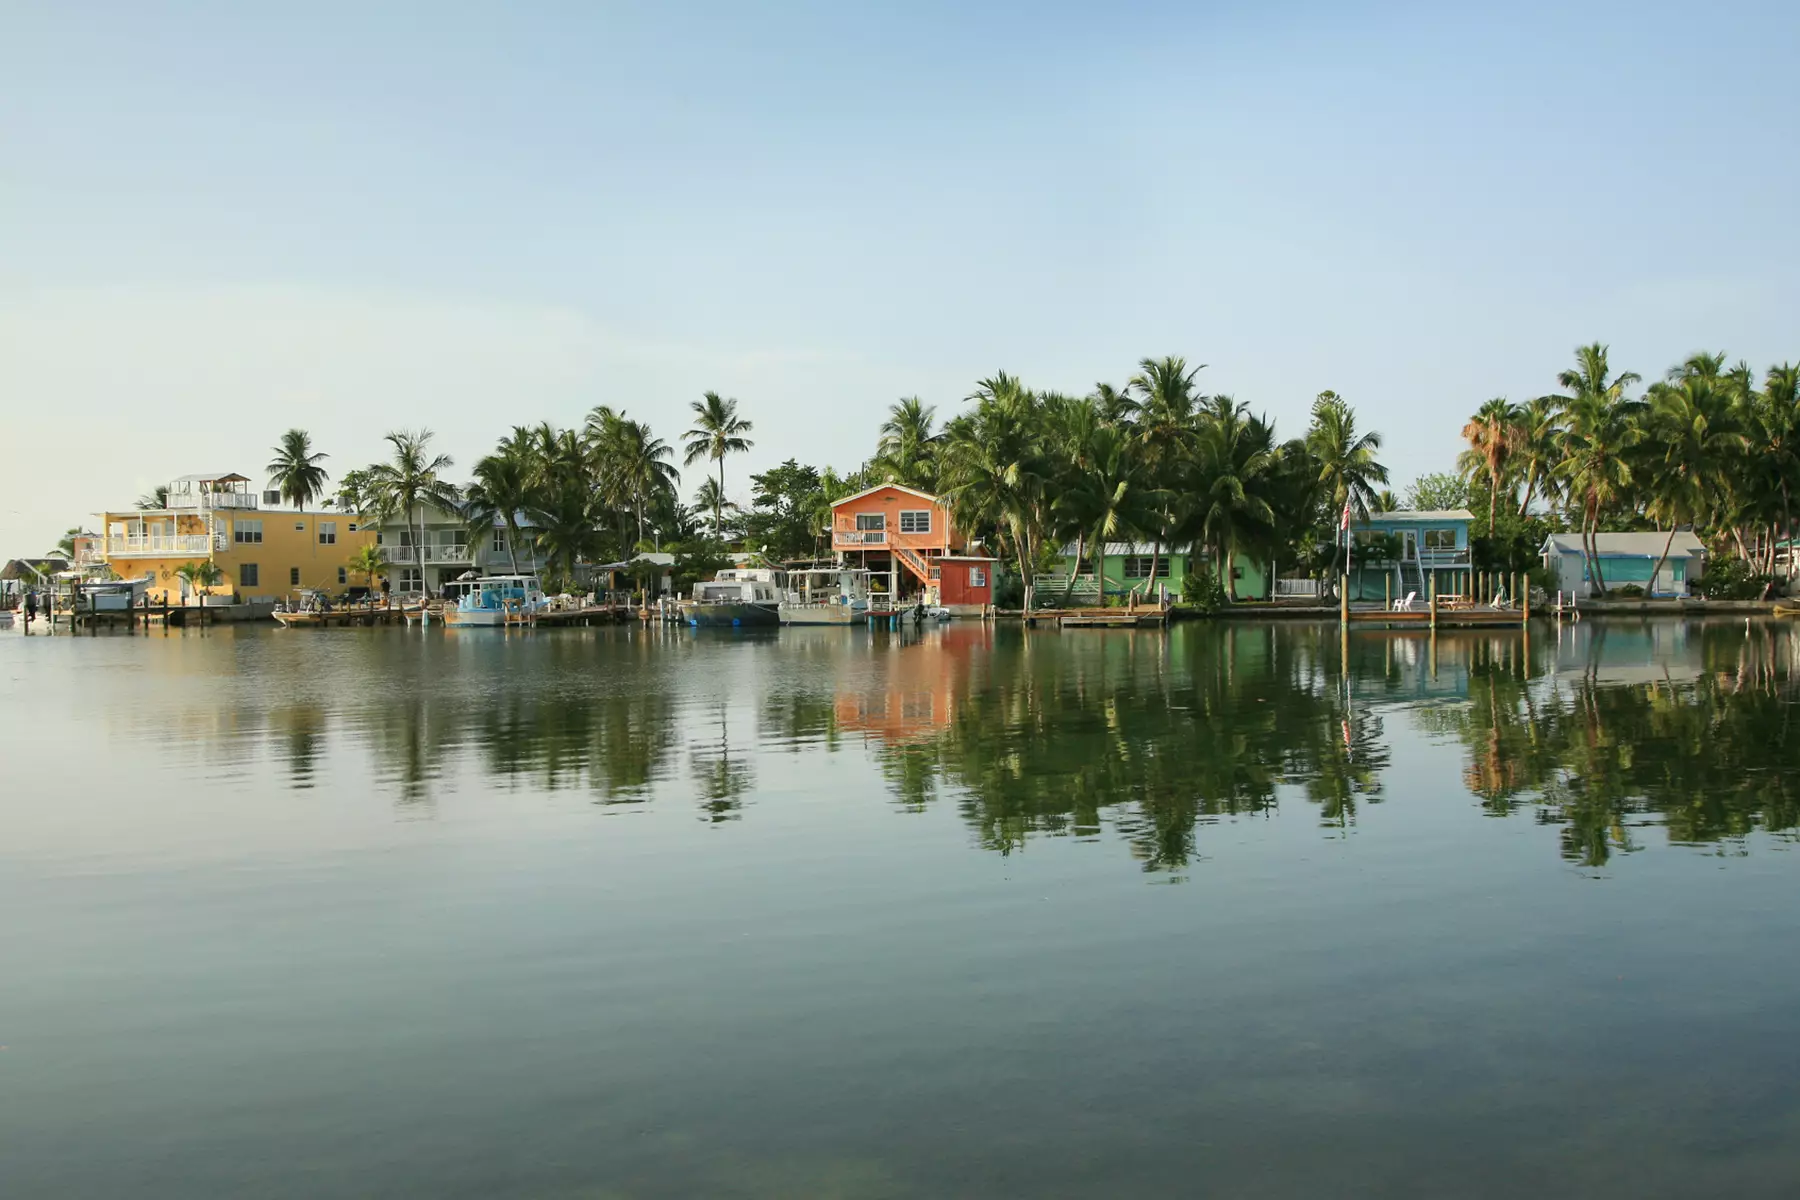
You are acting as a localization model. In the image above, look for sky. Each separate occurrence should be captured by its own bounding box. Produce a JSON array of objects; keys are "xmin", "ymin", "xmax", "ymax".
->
[{"xmin": 3, "ymin": 0, "xmax": 1798, "ymax": 553}]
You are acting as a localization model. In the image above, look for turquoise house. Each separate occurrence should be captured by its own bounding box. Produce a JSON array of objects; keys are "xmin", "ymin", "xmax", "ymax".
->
[
  {"xmin": 1345, "ymin": 509, "xmax": 1475, "ymax": 603},
  {"xmin": 1047, "ymin": 543, "xmax": 1270, "ymax": 602},
  {"xmin": 1541, "ymin": 532, "xmax": 1704, "ymax": 598}
]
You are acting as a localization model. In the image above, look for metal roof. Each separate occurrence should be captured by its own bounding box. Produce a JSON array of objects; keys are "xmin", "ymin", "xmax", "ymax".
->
[
  {"xmin": 829, "ymin": 483, "xmax": 944, "ymax": 508},
  {"xmin": 170, "ymin": 472, "xmax": 250, "ymax": 483},
  {"xmin": 1543, "ymin": 533, "xmax": 1706, "ymax": 558},
  {"xmin": 1358, "ymin": 509, "xmax": 1476, "ymax": 523}
]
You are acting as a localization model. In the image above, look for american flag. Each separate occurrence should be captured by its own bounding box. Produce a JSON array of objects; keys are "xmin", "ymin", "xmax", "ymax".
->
[{"xmin": 1340, "ymin": 501, "xmax": 1351, "ymax": 532}]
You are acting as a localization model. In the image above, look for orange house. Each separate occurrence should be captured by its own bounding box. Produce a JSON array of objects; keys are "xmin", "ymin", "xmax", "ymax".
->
[{"xmin": 829, "ymin": 484, "xmax": 996, "ymax": 614}]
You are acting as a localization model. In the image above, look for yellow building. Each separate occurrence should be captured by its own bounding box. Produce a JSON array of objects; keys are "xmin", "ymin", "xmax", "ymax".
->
[{"xmin": 88, "ymin": 472, "xmax": 377, "ymax": 604}]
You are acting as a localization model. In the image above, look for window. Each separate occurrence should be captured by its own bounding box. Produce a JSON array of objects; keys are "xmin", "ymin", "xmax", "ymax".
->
[
  {"xmin": 290, "ymin": 567, "xmax": 301, "ymax": 586},
  {"xmin": 240, "ymin": 563, "xmax": 259, "ymax": 587},
  {"xmin": 856, "ymin": 513, "xmax": 885, "ymax": 531},
  {"xmin": 898, "ymin": 510, "xmax": 931, "ymax": 534},
  {"xmin": 295, "ymin": 522, "xmax": 306, "ymax": 531},
  {"xmin": 970, "ymin": 567, "xmax": 988, "ymax": 588},
  {"xmin": 1423, "ymin": 528, "xmax": 1458, "ymax": 552},
  {"xmin": 493, "ymin": 532, "xmax": 507, "ymax": 553},
  {"xmin": 400, "ymin": 567, "xmax": 422, "ymax": 591},
  {"xmin": 347, "ymin": 523, "xmax": 357, "ymax": 532},
  {"xmin": 318, "ymin": 521, "xmax": 337, "ymax": 546},
  {"xmin": 1120, "ymin": 556, "xmax": 1172, "ymax": 579},
  {"xmin": 375, "ymin": 532, "xmax": 384, "ymax": 545},
  {"xmin": 233, "ymin": 519, "xmax": 263, "ymax": 544},
  {"xmin": 338, "ymin": 567, "xmax": 347, "ymax": 585}
]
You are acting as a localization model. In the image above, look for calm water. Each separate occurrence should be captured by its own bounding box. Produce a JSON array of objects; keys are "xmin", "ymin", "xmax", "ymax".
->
[{"xmin": 3, "ymin": 618, "xmax": 1798, "ymax": 1198}]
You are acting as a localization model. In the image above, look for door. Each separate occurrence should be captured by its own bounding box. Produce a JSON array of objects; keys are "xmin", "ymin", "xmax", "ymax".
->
[{"xmin": 1402, "ymin": 531, "xmax": 1418, "ymax": 561}]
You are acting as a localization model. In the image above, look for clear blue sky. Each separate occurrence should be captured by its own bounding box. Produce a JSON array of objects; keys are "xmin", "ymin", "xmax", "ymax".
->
[{"xmin": 4, "ymin": 1, "xmax": 1797, "ymax": 552}]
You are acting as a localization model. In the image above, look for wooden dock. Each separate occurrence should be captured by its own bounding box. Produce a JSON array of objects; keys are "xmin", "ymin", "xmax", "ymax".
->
[{"xmin": 1055, "ymin": 607, "xmax": 1170, "ymax": 629}]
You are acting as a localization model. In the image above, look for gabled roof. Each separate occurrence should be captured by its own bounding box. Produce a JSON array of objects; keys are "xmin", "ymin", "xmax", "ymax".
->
[
  {"xmin": 1356, "ymin": 509, "xmax": 1475, "ymax": 523},
  {"xmin": 829, "ymin": 483, "xmax": 944, "ymax": 508},
  {"xmin": 1543, "ymin": 532, "xmax": 1706, "ymax": 558},
  {"xmin": 171, "ymin": 472, "xmax": 250, "ymax": 484}
]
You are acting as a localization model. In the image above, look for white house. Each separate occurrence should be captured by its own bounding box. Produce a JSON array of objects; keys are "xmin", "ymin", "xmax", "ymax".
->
[{"xmin": 1541, "ymin": 532, "xmax": 1705, "ymax": 598}]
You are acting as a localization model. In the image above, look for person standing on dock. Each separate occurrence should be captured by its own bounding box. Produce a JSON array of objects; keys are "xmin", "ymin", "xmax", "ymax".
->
[{"xmin": 23, "ymin": 589, "xmax": 36, "ymax": 630}]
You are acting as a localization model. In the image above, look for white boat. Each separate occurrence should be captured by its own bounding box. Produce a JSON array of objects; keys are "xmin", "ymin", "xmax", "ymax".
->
[
  {"xmin": 679, "ymin": 568, "xmax": 784, "ymax": 628},
  {"xmin": 441, "ymin": 574, "xmax": 549, "ymax": 627},
  {"xmin": 780, "ymin": 566, "xmax": 875, "ymax": 625}
]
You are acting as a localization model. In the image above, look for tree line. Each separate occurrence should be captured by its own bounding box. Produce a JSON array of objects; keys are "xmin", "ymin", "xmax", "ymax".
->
[{"xmin": 159, "ymin": 340, "xmax": 1796, "ymax": 602}]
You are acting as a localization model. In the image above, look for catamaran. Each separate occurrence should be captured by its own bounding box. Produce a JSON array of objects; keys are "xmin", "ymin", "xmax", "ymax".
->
[
  {"xmin": 442, "ymin": 574, "xmax": 549, "ymax": 627},
  {"xmin": 679, "ymin": 568, "xmax": 784, "ymax": 628}
]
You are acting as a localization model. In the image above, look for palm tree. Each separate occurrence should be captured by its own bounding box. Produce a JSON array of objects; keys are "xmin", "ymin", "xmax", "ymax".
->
[
  {"xmin": 1305, "ymin": 391, "xmax": 1389, "ymax": 526},
  {"xmin": 682, "ymin": 392, "xmax": 754, "ymax": 535},
  {"xmin": 174, "ymin": 559, "xmax": 223, "ymax": 613},
  {"xmin": 266, "ymin": 429, "xmax": 330, "ymax": 512},
  {"xmin": 1188, "ymin": 396, "xmax": 1278, "ymax": 601},
  {"xmin": 940, "ymin": 372, "xmax": 1049, "ymax": 611},
  {"xmin": 1643, "ymin": 375, "xmax": 1747, "ymax": 587},
  {"xmin": 365, "ymin": 430, "xmax": 459, "ymax": 595},
  {"xmin": 463, "ymin": 449, "xmax": 534, "ymax": 574},
  {"xmin": 1052, "ymin": 420, "xmax": 1152, "ymax": 603},
  {"xmin": 1511, "ymin": 396, "xmax": 1563, "ymax": 516},
  {"xmin": 51, "ymin": 527, "xmax": 87, "ymax": 561},
  {"xmin": 348, "ymin": 544, "xmax": 388, "ymax": 594},
  {"xmin": 135, "ymin": 486, "xmax": 169, "ymax": 510},
  {"xmin": 874, "ymin": 397, "xmax": 939, "ymax": 489},
  {"xmin": 1126, "ymin": 356, "xmax": 1207, "ymax": 582},
  {"xmin": 1374, "ymin": 489, "xmax": 1403, "ymax": 512},
  {"xmin": 595, "ymin": 412, "xmax": 679, "ymax": 549},
  {"xmin": 1457, "ymin": 397, "xmax": 1519, "ymax": 535},
  {"xmin": 1554, "ymin": 344, "xmax": 1642, "ymax": 594},
  {"xmin": 1757, "ymin": 364, "xmax": 1800, "ymax": 578},
  {"xmin": 691, "ymin": 477, "xmax": 738, "ymax": 540}
]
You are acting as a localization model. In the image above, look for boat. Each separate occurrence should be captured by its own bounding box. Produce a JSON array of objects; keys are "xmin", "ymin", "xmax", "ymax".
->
[
  {"xmin": 0, "ymin": 611, "xmax": 13, "ymax": 629},
  {"xmin": 273, "ymin": 588, "xmax": 392, "ymax": 628},
  {"xmin": 780, "ymin": 566, "xmax": 875, "ymax": 625},
  {"xmin": 679, "ymin": 568, "xmax": 784, "ymax": 628},
  {"xmin": 1774, "ymin": 603, "xmax": 1800, "ymax": 618},
  {"xmin": 441, "ymin": 575, "xmax": 550, "ymax": 627}
]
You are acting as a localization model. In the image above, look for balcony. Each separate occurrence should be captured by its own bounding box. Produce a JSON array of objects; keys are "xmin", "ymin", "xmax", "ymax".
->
[
  {"xmin": 388, "ymin": 544, "xmax": 475, "ymax": 564},
  {"xmin": 102, "ymin": 534, "xmax": 223, "ymax": 557},
  {"xmin": 167, "ymin": 492, "xmax": 258, "ymax": 511},
  {"xmin": 835, "ymin": 530, "xmax": 886, "ymax": 546}
]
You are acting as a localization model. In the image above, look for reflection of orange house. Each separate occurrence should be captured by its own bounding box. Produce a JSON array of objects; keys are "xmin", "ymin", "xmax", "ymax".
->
[
  {"xmin": 835, "ymin": 623, "xmax": 992, "ymax": 744},
  {"xmin": 829, "ymin": 484, "xmax": 996, "ymax": 615}
]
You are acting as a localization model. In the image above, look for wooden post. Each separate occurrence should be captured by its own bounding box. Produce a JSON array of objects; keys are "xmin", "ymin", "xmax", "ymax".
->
[
  {"xmin": 1521, "ymin": 572, "xmax": 1530, "ymax": 626},
  {"xmin": 1384, "ymin": 574, "xmax": 1391, "ymax": 610},
  {"xmin": 1429, "ymin": 575, "xmax": 1438, "ymax": 631},
  {"xmin": 1340, "ymin": 573, "xmax": 1349, "ymax": 626}
]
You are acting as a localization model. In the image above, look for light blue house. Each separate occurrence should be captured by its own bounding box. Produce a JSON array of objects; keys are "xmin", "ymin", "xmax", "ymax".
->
[
  {"xmin": 1541, "ymin": 532, "xmax": 1705, "ymax": 598},
  {"xmin": 1346, "ymin": 509, "xmax": 1475, "ymax": 603}
]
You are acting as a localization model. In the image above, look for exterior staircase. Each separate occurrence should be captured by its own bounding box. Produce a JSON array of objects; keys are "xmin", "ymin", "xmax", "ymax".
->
[{"xmin": 892, "ymin": 545, "xmax": 936, "ymax": 585}]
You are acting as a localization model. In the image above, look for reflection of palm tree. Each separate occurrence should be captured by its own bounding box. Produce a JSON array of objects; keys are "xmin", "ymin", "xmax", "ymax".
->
[{"xmin": 689, "ymin": 702, "xmax": 753, "ymax": 822}]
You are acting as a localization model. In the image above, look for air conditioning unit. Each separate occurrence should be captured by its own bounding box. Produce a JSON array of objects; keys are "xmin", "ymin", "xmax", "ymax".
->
[{"xmin": 264, "ymin": 490, "xmax": 281, "ymax": 505}]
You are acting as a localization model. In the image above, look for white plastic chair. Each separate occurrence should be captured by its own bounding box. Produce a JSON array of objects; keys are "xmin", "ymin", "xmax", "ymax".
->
[{"xmin": 1393, "ymin": 591, "xmax": 1417, "ymax": 611}]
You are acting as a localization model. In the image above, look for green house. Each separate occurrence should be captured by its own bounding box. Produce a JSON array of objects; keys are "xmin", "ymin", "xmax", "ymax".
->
[{"xmin": 1044, "ymin": 543, "xmax": 1269, "ymax": 603}]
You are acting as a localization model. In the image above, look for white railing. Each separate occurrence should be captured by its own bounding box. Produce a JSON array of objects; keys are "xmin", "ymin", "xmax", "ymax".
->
[
  {"xmin": 167, "ymin": 492, "xmax": 258, "ymax": 510},
  {"xmin": 1274, "ymin": 578, "xmax": 1321, "ymax": 597},
  {"xmin": 388, "ymin": 544, "xmax": 474, "ymax": 564},
  {"xmin": 835, "ymin": 530, "xmax": 886, "ymax": 545},
  {"xmin": 1418, "ymin": 548, "xmax": 1470, "ymax": 567},
  {"xmin": 103, "ymin": 534, "xmax": 220, "ymax": 556}
]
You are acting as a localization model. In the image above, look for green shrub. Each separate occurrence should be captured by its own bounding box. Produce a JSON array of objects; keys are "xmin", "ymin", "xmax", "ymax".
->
[
  {"xmin": 1181, "ymin": 568, "xmax": 1226, "ymax": 613},
  {"xmin": 993, "ymin": 573, "xmax": 1024, "ymax": 608},
  {"xmin": 1698, "ymin": 557, "xmax": 1770, "ymax": 601},
  {"xmin": 1613, "ymin": 583, "xmax": 1645, "ymax": 598}
]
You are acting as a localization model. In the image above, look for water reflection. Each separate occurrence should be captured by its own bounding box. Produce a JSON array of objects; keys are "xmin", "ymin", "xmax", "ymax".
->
[{"xmin": 77, "ymin": 617, "xmax": 1800, "ymax": 873}]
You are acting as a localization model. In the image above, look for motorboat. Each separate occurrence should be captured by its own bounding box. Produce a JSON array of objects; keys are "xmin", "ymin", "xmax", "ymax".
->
[
  {"xmin": 442, "ymin": 574, "xmax": 550, "ymax": 627},
  {"xmin": 679, "ymin": 568, "xmax": 783, "ymax": 628},
  {"xmin": 780, "ymin": 566, "xmax": 875, "ymax": 625}
]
